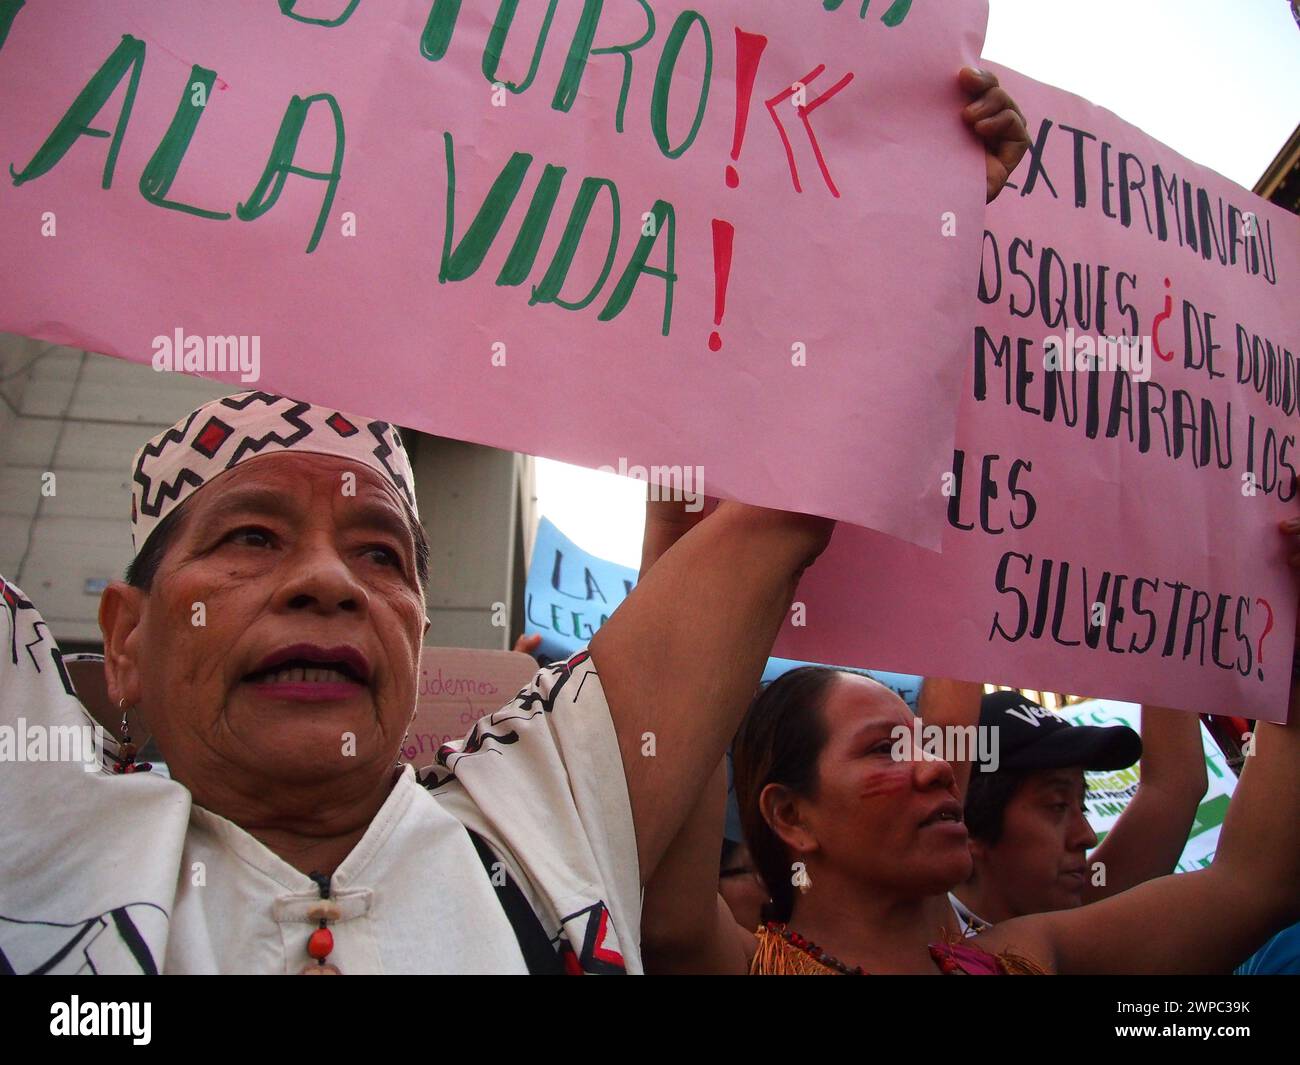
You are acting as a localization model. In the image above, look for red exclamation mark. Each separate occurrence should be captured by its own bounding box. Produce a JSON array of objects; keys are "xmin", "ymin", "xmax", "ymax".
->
[
  {"xmin": 726, "ymin": 29, "xmax": 768, "ymax": 188},
  {"xmin": 709, "ymin": 219, "xmax": 735, "ymax": 352}
]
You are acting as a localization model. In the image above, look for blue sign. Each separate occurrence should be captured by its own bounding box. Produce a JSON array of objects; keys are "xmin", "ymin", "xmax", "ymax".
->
[
  {"xmin": 762, "ymin": 657, "xmax": 922, "ymax": 711},
  {"xmin": 525, "ymin": 517, "xmax": 638, "ymax": 664}
]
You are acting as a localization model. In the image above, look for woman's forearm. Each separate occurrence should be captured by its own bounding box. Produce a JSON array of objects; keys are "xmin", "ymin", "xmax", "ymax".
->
[
  {"xmin": 1212, "ymin": 682, "xmax": 1300, "ymax": 919},
  {"xmin": 594, "ymin": 501, "xmax": 834, "ymax": 881},
  {"xmin": 917, "ymin": 678, "xmax": 983, "ymax": 798},
  {"xmin": 1083, "ymin": 705, "xmax": 1208, "ymax": 901}
]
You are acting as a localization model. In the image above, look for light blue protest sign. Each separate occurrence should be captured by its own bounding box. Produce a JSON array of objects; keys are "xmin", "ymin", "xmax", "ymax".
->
[
  {"xmin": 525, "ymin": 517, "xmax": 638, "ymax": 666},
  {"xmin": 762, "ymin": 657, "xmax": 922, "ymax": 711},
  {"xmin": 525, "ymin": 517, "xmax": 922, "ymax": 711}
]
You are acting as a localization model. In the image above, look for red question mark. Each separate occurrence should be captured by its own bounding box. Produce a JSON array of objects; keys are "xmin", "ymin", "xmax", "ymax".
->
[
  {"xmin": 1152, "ymin": 277, "xmax": 1175, "ymax": 362},
  {"xmin": 1255, "ymin": 597, "xmax": 1274, "ymax": 682}
]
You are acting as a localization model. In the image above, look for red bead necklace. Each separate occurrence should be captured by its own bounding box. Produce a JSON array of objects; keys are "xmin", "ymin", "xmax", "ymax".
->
[
  {"xmin": 767, "ymin": 922, "xmax": 866, "ymax": 975},
  {"xmin": 769, "ymin": 921, "xmax": 964, "ymax": 975}
]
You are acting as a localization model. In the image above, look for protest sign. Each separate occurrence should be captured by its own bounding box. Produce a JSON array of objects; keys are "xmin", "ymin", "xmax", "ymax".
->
[
  {"xmin": 526, "ymin": 515, "xmax": 636, "ymax": 665},
  {"xmin": 761, "ymin": 656, "xmax": 922, "ymax": 709},
  {"xmin": 401, "ymin": 645, "xmax": 539, "ymax": 765},
  {"xmin": 1061, "ymin": 699, "xmax": 1236, "ymax": 874},
  {"xmin": 526, "ymin": 514, "xmax": 924, "ymax": 706},
  {"xmin": 777, "ymin": 65, "xmax": 1300, "ymax": 721},
  {"xmin": 0, "ymin": 0, "xmax": 989, "ymax": 548}
]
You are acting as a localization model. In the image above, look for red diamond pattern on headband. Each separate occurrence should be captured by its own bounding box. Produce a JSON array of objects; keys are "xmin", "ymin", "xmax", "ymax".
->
[
  {"xmin": 326, "ymin": 413, "xmax": 358, "ymax": 437},
  {"xmin": 191, "ymin": 417, "xmax": 234, "ymax": 459},
  {"xmin": 130, "ymin": 391, "xmax": 419, "ymax": 556}
]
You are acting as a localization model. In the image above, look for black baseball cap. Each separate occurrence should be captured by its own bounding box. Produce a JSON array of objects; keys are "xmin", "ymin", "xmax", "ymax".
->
[{"xmin": 978, "ymin": 691, "xmax": 1141, "ymax": 772}]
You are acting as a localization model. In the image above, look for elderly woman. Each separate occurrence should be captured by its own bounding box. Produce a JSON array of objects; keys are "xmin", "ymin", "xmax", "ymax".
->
[
  {"xmin": 0, "ymin": 390, "xmax": 838, "ymax": 973},
  {"xmin": 0, "ymin": 68, "xmax": 1029, "ymax": 975}
]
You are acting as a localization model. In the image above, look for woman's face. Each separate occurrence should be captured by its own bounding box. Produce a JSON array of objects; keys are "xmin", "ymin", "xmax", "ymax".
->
[
  {"xmin": 798, "ymin": 675, "xmax": 973, "ymax": 895},
  {"xmin": 103, "ymin": 452, "xmax": 425, "ymax": 799}
]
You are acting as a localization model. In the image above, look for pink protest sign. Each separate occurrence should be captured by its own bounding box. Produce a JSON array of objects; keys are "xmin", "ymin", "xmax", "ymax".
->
[
  {"xmin": 401, "ymin": 646, "xmax": 539, "ymax": 767},
  {"xmin": 0, "ymin": 0, "xmax": 988, "ymax": 549},
  {"xmin": 777, "ymin": 64, "xmax": 1300, "ymax": 722}
]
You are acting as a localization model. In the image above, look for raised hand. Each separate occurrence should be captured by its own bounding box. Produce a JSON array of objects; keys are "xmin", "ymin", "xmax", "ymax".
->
[{"xmin": 959, "ymin": 67, "xmax": 1030, "ymax": 203}]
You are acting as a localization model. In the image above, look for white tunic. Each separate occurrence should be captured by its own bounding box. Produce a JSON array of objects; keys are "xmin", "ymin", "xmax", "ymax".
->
[{"xmin": 0, "ymin": 577, "xmax": 641, "ymax": 974}]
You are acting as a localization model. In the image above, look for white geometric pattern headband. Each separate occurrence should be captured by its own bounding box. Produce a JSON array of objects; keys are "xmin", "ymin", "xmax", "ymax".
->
[{"xmin": 130, "ymin": 391, "xmax": 418, "ymax": 555}]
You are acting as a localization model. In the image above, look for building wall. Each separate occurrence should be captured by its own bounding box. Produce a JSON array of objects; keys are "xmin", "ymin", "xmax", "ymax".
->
[
  {"xmin": 1255, "ymin": 123, "xmax": 1300, "ymax": 216},
  {"xmin": 409, "ymin": 432, "xmax": 532, "ymax": 649},
  {"xmin": 0, "ymin": 335, "xmax": 531, "ymax": 651},
  {"xmin": 0, "ymin": 338, "xmax": 229, "ymax": 647}
]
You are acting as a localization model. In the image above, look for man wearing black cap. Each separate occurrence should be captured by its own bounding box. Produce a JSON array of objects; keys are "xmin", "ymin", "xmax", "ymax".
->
[{"xmin": 951, "ymin": 691, "xmax": 1206, "ymax": 931}]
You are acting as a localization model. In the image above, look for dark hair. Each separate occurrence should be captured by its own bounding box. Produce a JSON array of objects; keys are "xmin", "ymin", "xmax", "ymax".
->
[
  {"xmin": 731, "ymin": 666, "xmax": 840, "ymax": 924},
  {"xmin": 125, "ymin": 496, "xmax": 431, "ymax": 590},
  {"xmin": 962, "ymin": 767, "xmax": 1032, "ymax": 846},
  {"xmin": 125, "ymin": 503, "xmax": 190, "ymax": 590}
]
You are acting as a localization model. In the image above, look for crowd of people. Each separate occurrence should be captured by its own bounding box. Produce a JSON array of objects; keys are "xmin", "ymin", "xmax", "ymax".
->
[
  {"xmin": 628, "ymin": 497, "xmax": 1300, "ymax": 975},
  {"xmin": 2, "ymin": 68, "xmax": 1297, "ymax": 976}
]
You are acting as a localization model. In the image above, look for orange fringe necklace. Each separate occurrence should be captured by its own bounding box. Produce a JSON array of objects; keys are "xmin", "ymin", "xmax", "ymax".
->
[{"xmin": 749, "ymin": 923, "xmax": 1047, "ymax": 976}]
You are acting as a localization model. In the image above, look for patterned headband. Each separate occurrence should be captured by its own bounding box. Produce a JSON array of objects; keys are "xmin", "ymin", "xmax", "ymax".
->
[{"xmin": 130, "ymin": 391, "xmax": 418, "ymax": 555}]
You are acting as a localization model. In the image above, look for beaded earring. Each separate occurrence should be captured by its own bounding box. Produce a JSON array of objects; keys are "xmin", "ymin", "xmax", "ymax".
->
[{"xmin": 112, "ymin": 699, "xmax": 153, "ymax": 775}]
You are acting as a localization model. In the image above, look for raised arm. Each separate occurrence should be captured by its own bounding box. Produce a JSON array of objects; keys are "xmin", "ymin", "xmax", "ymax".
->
[
  {"xmin": 917, "ymin": 678, "xmax": 983, "ymax": 798},
  {"xmin": 592, "ymin": 502, "xmax": 833, "ymax": 883},
  {"xmin": 639, "ymin": 496, "xmax": 710, "ymax": 577},
  {"xmin": 640, "ymin": 759, "xmax": 754, "ymax": 974},
  {"xmin": 1082, "ymin": 704, "xmax": 1208, "ymax": 903},
  {"xmin": 633, "ymin": 496, "xmax": 757, "ymax": 972}
]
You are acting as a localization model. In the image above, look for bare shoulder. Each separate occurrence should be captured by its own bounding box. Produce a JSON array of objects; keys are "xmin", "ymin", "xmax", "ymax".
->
[{"xmin": 972, "ymin": 915, "xmax": 1058, "ymax": 974}]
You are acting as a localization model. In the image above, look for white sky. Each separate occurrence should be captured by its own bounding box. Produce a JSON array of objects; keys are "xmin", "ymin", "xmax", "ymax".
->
[{"xmin": 536, "ymin": 0, "xmax": 1300, "ymax": 570}]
